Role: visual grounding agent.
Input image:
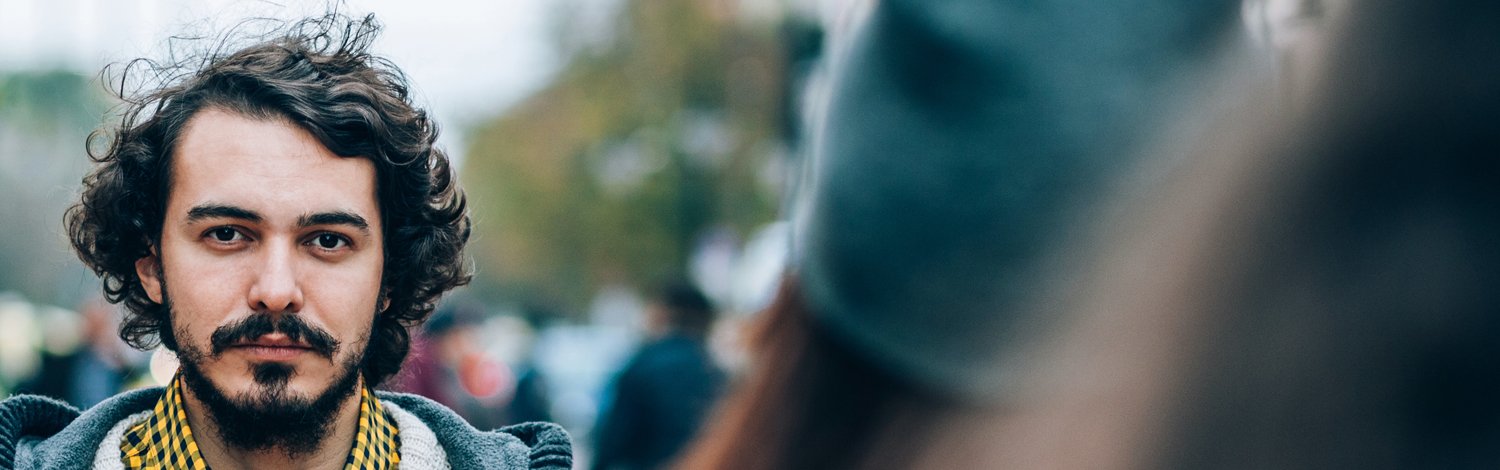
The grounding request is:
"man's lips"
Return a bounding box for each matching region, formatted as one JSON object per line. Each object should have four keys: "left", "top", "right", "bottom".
{"left": 228, "top": 334, "right": 315, "bottom": 360}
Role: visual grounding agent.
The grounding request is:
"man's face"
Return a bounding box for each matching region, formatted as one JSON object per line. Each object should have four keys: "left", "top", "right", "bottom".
{"left": 136, "top": 108, "right": 384, "bottom": 415}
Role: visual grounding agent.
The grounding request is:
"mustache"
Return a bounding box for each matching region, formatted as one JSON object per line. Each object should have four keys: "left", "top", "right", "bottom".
{"left": 209, "top": 313, "right": 341, "bottom": 359}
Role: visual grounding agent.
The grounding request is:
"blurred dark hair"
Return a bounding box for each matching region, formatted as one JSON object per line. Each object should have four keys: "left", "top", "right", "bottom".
{"left": 65, "top": 12, "right": 471, "bottom": 387}
{"left": 655, "top": 281, "right": 716, "bottom": 335}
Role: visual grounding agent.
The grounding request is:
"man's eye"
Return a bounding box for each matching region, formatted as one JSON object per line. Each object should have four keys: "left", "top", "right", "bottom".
{"left": 209, "top": 227, "right": 242, "bottom": 242}
{"left": 314, "top": 233, "right": 349, "bottom": 250}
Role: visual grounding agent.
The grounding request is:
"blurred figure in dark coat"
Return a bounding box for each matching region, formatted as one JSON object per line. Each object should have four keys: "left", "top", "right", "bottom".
{"left": 502, "top": 305, "right": 556, "bottom": 426}
{"left": 593, "top": 281, "right": 725, "bottom": 470}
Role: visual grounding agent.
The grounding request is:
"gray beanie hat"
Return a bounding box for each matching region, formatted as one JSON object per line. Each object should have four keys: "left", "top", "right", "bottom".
{"left": 798, "top": 0, "right": 1242, "bottom": 399}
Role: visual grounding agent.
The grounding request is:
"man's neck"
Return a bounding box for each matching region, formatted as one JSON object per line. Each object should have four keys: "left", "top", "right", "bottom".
{"left": 180, "top": 382, "right": 363, "bottom": 470}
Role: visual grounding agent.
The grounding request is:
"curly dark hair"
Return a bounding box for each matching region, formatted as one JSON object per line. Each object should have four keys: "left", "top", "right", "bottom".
{"left": 65, "top": 13, "right": 471, "bottom": 387}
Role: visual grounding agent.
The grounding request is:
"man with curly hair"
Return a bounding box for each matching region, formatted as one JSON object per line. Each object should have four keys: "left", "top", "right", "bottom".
{"left": 0, "top": 14, "right": 571, "bottom": 470}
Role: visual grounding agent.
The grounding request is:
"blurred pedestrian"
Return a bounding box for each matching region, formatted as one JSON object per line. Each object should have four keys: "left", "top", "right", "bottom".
{"left": 0, "top": 12, "right": 571, "bottom": 470}
{"left": 16, "top": 299, "right": 131, "bottom": 409}
{"left": 388, "top": 301, "right": 515, "bottom": 430}
{"left": 502, "top": 305, "right": 556, "bottom": 426}
{"left": 593, "top": 281, "right": 725, "bottom": 470}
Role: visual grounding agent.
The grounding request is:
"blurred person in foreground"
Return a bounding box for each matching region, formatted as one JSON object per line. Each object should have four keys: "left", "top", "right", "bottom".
{"left": 0, "top": 13, "right": 571, "bottom": 470}
{"left": 593, "top": 282, "right": 725, "bottom": 470}
{"left": 684, "top": 0, "right": 1500, "bottom": 469}
{"left": 674, "top": 0, "right": 1246, "bottom": 468}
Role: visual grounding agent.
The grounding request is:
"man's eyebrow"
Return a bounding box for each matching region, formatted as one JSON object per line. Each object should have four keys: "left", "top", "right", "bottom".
{"left": 298, "top": 211, "right": 371, "bottom": 233}
{"left": 186, "top": 204, "right": 262, "bottom": 224}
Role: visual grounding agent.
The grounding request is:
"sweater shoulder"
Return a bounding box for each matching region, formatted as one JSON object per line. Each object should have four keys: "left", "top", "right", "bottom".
{"left": 1, "top": 388, "right": 162, "bottom": 470}
{"left": 1, "top": 395, "right": 81, "bottom": 469}
{"left": 377, "top": 391, "right": 573, "bottom": 470}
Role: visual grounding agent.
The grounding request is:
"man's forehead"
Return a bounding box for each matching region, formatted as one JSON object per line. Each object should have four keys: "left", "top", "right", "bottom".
{"left": 167, "top": 108, "right": 380, "bottom": 223}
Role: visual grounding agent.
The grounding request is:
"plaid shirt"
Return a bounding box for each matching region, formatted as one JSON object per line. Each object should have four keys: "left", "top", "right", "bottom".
{"left": 120, "top": 376, "right": 400, "bottom": 470}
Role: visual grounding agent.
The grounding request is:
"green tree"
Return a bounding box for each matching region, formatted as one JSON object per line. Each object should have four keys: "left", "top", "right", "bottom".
{"left": 462, "top": 0, "right": 789, "bottom": 313}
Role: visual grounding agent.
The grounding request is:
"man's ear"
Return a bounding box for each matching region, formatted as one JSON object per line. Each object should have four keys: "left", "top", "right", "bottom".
{"left": 136, "top": 250, "right": 164, "bottom": 304}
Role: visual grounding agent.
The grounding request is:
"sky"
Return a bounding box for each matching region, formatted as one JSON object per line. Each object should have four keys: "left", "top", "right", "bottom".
{"left": 0, "top": 0, "right": 574, "bottom": 166}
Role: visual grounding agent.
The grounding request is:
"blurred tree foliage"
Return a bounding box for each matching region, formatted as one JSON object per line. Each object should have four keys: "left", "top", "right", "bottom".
{"left": 462, "top": 0, "right": 793, "bottom": 313}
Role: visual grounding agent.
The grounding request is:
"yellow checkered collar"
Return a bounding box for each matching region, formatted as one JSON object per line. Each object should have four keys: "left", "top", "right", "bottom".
{"left": 120, "top": 375, "right": 401, "bottom": 470}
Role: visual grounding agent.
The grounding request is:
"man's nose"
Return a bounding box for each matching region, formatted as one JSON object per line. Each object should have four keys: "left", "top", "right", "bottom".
{"left": 247, "top": 241, "right": 304, "bottom": 313}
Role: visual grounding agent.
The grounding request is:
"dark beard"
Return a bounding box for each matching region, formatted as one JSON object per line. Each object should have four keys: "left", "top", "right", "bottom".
{"left": 177, "top": 347, "right": 363, "bottom": 457}
{"left": 165, "top": 285, "right": 372, "bottom": 458}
